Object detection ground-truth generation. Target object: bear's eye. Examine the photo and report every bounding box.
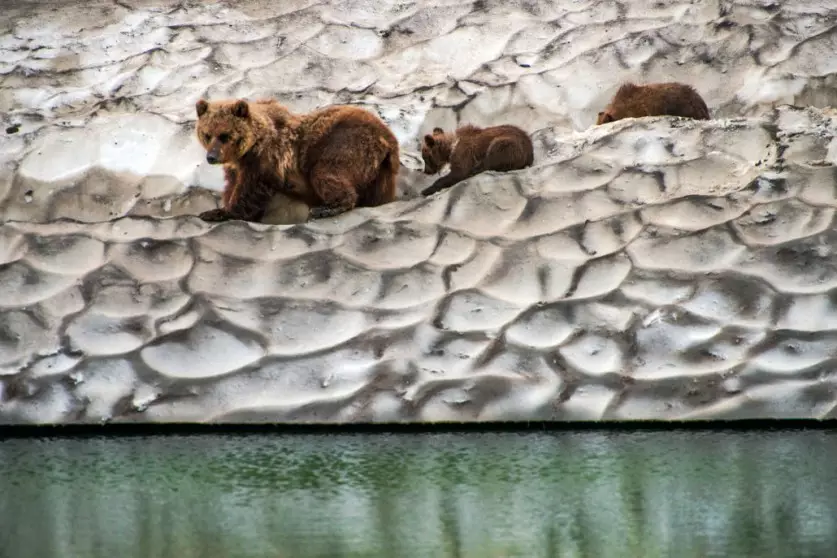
[203,133,211,143]
[218,133,230,144]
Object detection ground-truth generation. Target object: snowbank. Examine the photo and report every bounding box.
[2,0,837,424]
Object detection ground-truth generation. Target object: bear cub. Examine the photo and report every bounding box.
[195,98,400,223]
[420,124,534,196]
[596,82,710,125]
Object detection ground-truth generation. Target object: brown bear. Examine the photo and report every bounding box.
[194,98,400,222]
[596,82,710,125]
[419,124,534,196]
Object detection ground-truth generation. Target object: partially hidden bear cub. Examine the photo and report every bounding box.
[596,82,710,125]
[420,124,534,196]
[195,98,400,222]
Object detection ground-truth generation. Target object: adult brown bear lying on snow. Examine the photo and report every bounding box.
[195,98,400,223]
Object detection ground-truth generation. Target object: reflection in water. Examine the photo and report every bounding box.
[1,430,836,557]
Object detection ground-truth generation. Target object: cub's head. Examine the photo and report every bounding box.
[195,98,258,165]
[421,127,454,175]
[596,110,615,125]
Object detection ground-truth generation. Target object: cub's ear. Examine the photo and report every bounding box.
[232,99,249,118]
[423,134,435,147]
[432,127,444,134]
[196,99,209,117]
[597,111,614,125]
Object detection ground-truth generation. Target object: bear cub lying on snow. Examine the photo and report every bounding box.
[420,124,534,196]
[596,82,710,125]
[195,98,400,223]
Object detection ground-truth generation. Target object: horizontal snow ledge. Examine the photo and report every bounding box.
[2,108,837,424]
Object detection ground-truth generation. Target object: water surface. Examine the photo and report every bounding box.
[1,430,835,557]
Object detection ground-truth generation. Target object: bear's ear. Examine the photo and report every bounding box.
[597,111,614,124]
[232,99,249,118]
[196,99,209,117]
[423,134,435,147]
[432,127,444,135]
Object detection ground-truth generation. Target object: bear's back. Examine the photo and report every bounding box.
[613,82,709,120]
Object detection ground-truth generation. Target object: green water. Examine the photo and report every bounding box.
[1,430,835,558]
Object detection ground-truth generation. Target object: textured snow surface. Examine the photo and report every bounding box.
[2,0,837,424]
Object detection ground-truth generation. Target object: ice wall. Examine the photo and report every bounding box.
[2,0,837,424]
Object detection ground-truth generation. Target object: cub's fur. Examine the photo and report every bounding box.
[420,124,534,196]
[596,82,710,125]
[195,98,400,222]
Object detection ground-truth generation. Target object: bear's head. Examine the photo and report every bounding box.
[195,99,258,165]
[596,110,615,125]
[421,127,453,175]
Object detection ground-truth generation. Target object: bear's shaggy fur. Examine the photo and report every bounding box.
[596,82,710,125]
[420,124,534,196]
[195,98,400,222]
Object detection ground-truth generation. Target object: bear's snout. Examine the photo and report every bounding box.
[206,152,219,164]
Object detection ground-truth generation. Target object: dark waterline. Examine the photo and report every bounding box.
[1,430,836,558]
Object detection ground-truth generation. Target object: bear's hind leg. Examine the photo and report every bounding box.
[307,123,385,218]
[485,137,529,172]
[358,150,398,207]
[308,162,360,219]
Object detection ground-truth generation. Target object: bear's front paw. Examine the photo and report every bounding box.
[199,209,230,222]
[421,177,453,196]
